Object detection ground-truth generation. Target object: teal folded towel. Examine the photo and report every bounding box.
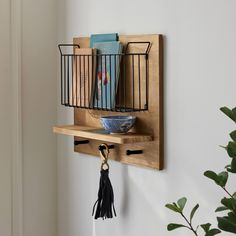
[90,33,118,48]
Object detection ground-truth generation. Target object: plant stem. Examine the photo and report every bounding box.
[181,212,198,236]
[222,187,233,198]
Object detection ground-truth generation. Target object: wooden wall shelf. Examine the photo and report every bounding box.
[54,34,163,170]
[53,125,153,144]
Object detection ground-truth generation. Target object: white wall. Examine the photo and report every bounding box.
[22,0,57,235]
[57,0,236,236]
[0,0,12,235]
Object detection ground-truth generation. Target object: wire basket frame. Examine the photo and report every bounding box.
[58,42,151,112]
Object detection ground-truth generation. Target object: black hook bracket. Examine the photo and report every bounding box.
[126,150,143,156]
[98,144,115,151]
[74,140,89,145]
[74,141,143,156]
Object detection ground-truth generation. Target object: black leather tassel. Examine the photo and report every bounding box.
[92,169,116,219]
[92,144,116,220]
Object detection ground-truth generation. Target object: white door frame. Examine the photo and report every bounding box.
[10,0,23,235]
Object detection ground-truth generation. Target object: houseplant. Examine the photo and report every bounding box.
[165,106,236,235]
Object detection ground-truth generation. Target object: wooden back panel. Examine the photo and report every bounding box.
[73,34,163,170]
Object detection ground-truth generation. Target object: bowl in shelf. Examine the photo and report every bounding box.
[100,116,136,134]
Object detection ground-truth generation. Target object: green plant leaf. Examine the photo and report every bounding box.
[201,223,221,235]
[165,203,181,213]
[204,170,219,183]
[215,206,228,212]
[226,141,236,158]
[232,192,236,199]
[220,145,227,150]
[190,204,199,223]
[230,130,236,141]
[221,198,236,212]
[233,107,236,120]
[206,228,221,236]
[204,170,228,187]
[217,215,236,233]
[167,223,187,231]
[220,107,236,122]
[227,158,236,173]
[228,211,236,218]
[201,223,211,233]
[177,197,187,211]
[218,171,228,187]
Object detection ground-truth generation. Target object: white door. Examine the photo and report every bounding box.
[0,0,13,235]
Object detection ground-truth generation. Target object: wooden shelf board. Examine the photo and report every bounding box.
[53,125,153,144]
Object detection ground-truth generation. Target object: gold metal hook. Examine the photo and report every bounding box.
[99,143,110,170]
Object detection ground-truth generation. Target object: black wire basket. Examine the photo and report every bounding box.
[58,41,151,112]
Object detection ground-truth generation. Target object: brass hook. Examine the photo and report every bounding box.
[99,143,110,170]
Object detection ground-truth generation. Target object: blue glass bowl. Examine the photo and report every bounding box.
[100,116,136,134]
